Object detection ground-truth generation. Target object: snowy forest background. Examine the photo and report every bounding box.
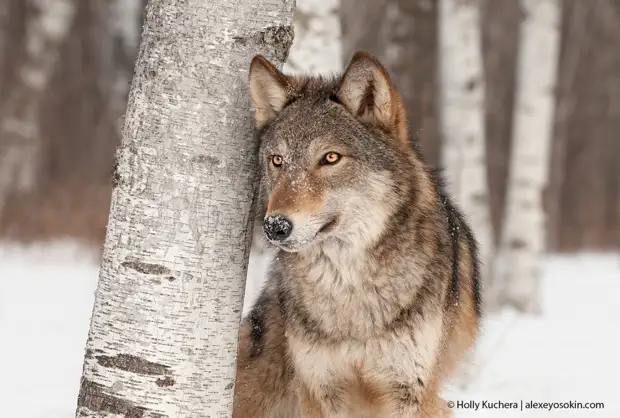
[0,0,619,417]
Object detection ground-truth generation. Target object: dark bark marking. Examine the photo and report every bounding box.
[96,353,170,376]
[155,376,175,387]
[234,25,295,63]
[111,160,121,189]
[508,238,528,249]
[78,379,153,418]
[232,35,248,46]
[465,76,479,91]
[121,260,171,275]
[191,154,220,166]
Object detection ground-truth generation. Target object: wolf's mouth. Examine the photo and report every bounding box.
[318,217,338,235]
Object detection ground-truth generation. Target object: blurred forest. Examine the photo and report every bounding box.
[0,0,618,253]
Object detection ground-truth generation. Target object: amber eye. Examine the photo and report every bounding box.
[271,155,283,168]
[321,152,341,165]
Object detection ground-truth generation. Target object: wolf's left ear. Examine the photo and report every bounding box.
[249,55,290,129]
[336,51,409,148]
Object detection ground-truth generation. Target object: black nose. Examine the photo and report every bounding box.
[264,214,293,241]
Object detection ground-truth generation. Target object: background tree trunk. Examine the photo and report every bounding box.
[438,0,494,308]
[0,0,76,216]
[497,0,561,313]
[283,0,342,74]
[339,0,441,165]
[75,0,295,416]
[105,0,144,135]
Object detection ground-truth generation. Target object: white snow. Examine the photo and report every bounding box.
[1,242,618,417]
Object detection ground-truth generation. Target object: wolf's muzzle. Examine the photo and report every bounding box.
[264,214,293,241]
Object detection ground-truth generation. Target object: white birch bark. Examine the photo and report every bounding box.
[75,0,295,416]
[497,0,561,314]
[243,0,342,315]
[0,0,76,216]
[438,0,494,304]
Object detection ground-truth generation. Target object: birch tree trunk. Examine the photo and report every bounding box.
[0,0,76,216]
[75,0,295,416]
[438,0,494,308]
[497,0,561,314]
[243,0,342,315]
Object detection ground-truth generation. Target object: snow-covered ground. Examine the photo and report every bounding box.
[0,242,618,417]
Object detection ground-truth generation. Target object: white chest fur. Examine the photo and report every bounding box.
[287,311,442,394]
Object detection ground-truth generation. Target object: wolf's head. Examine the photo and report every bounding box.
[249,52,423,253]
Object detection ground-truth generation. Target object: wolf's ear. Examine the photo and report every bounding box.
[336,51,409,148]
[249,55,290,129]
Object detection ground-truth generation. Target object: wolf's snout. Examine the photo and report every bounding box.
[264,214,293,241]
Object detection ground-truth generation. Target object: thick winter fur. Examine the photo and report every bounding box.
[233,52,482,418]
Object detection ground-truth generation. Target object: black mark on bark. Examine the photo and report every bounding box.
[508,238,528,249]
[471,192,488,204]
[232,35,247,46]
[96,353,170,376]
[78,379,151,418]
[121,260,171,275]
[192,154,220,166]
[156,376,175,387]
[111,160,121,189]
[465,77,479,91]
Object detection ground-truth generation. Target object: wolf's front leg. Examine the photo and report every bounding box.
[381,384,451,418]
[297,381,350,418]
[232,289,296,418]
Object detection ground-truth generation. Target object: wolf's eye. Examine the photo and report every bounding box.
[271,155,283,168]
[321,152,341,165]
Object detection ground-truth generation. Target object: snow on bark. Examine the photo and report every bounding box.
[438,0,494,306]
[244,0,342,315]
[497,0,561,314]
[0,0,76,216]
[75,0,295,416]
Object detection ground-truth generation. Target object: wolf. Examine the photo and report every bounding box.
[232,51,482,418]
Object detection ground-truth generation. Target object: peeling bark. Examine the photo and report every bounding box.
[0,0,76,216]
[75,0,295,416]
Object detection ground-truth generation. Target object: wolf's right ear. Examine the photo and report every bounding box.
[249,55,290,129]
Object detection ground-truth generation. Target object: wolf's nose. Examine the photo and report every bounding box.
[264,214,293,241]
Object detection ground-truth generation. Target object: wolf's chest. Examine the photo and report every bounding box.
[286,332,421,390]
